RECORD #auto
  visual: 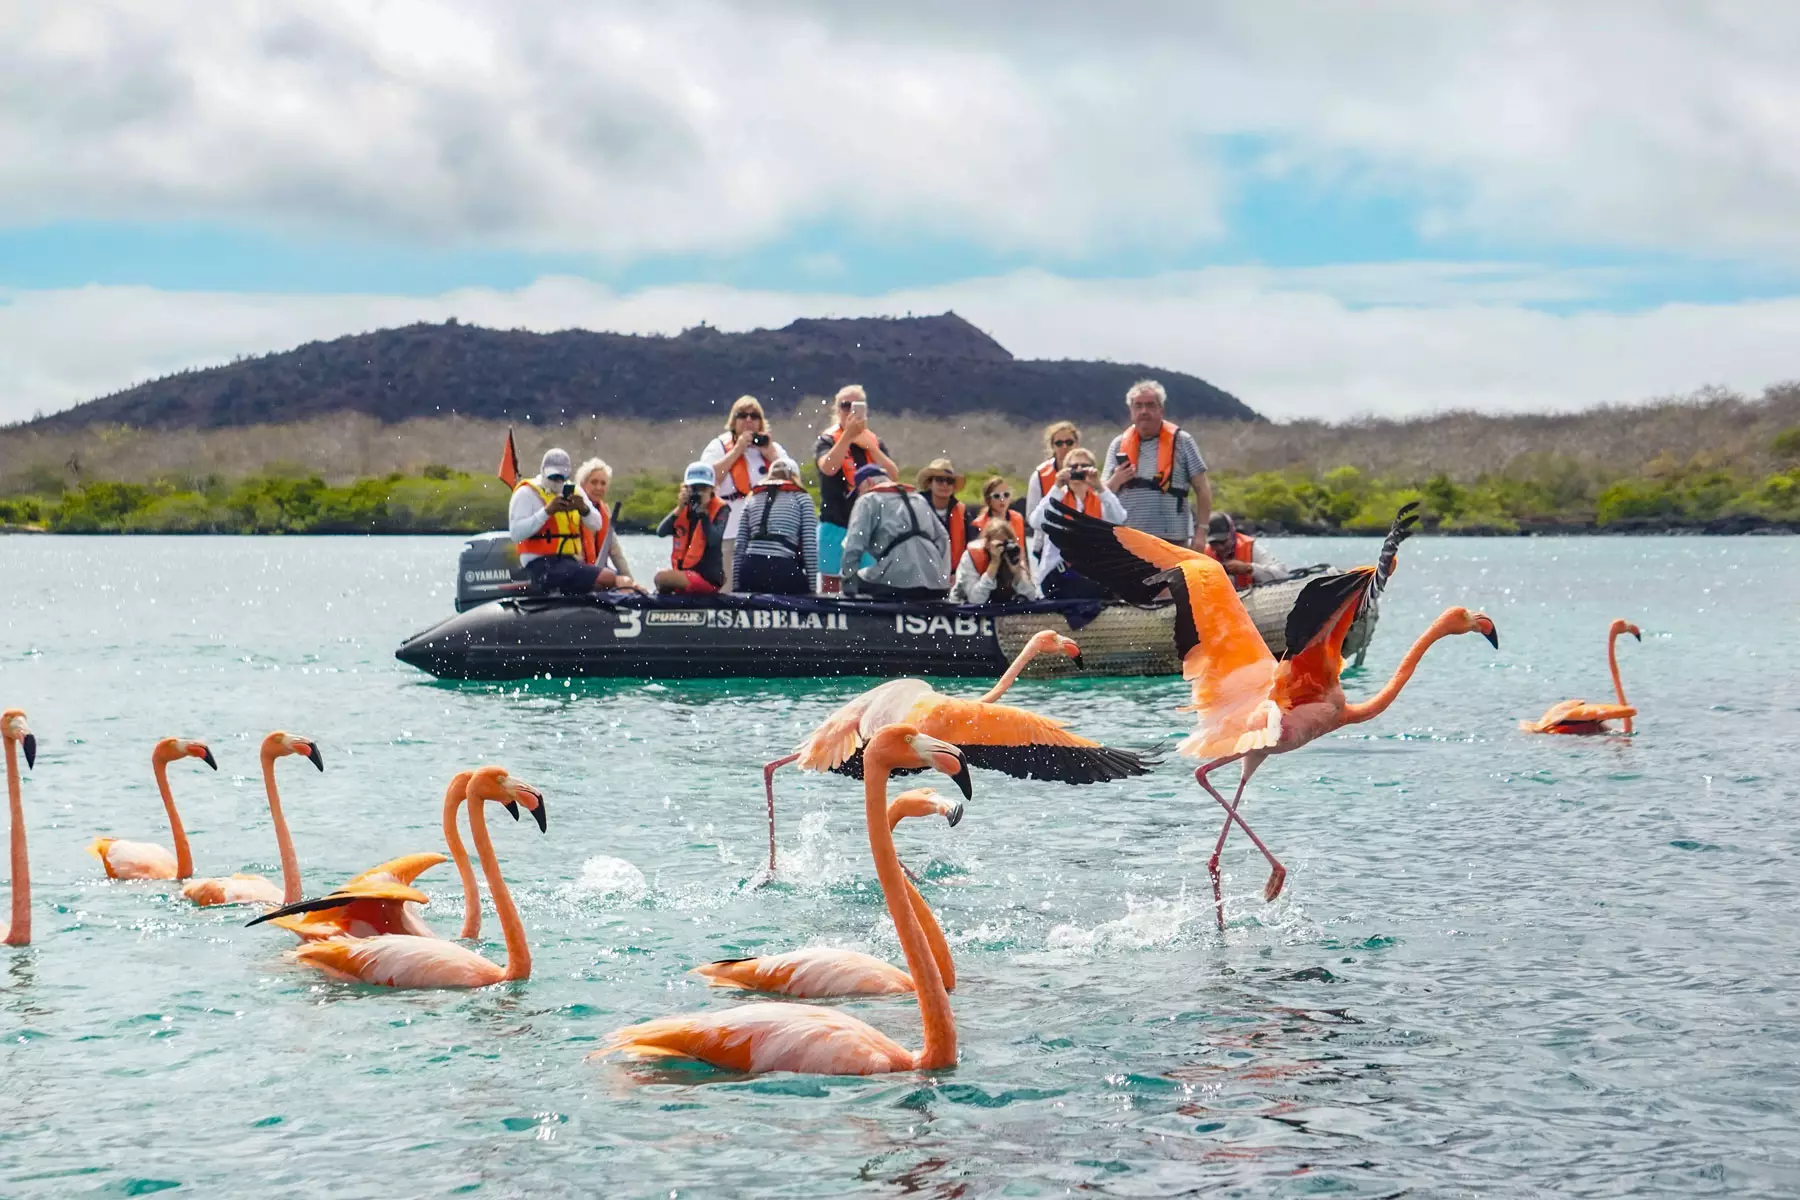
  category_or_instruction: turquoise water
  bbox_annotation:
[2,532,1798,1198]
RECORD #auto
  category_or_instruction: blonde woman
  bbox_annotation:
[1028,446,1127,599]
[1025,421,1080,558]
[700,395,788,589]
[574,458,641,591]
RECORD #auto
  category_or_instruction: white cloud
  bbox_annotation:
[3,268,1795,426]
[4,3,1799,262]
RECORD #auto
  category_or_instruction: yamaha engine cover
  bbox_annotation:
[456,532,532,611]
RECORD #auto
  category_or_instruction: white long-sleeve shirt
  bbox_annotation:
[1028,484,1128,585]
[508,479,603,564]
[701,434,790,539]
[949,547,1043,604]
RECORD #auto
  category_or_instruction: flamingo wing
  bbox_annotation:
[598,1002,914,1075]
[345,852,447,889]
[89,837,178,880]
[794,679,930,771]
[694,948,915,997]
[1039,501,1204,602]
[1522,700,1637,733]
[290,934,502,988]
[181,873,282,907]
[905,695,1155,784]
[1277,503,1420,706]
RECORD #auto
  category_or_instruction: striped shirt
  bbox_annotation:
[1102,427,1208,542]
[733,487,819,581]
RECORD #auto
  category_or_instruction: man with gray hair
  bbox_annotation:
[508,447,612,594]
[1102,379,1213,549]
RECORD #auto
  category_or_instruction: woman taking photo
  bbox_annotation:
[949,517,1041,605]
[1028,446,1126,599]
[700,395,788,590]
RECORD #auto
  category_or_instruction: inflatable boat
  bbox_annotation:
[394,533,1377,681]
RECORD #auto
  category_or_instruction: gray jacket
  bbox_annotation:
[840,486,950,592]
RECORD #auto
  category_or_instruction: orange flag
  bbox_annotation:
[497,428,519,489]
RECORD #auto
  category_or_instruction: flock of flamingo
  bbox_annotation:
[1,503,1643,1078]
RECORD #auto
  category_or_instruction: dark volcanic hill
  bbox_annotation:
[28,313,1258,431]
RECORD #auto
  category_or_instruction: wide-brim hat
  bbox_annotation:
[915,457,965,490]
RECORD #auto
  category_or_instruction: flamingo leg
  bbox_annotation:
[1195,757,1284,926]
[761,754,799,876]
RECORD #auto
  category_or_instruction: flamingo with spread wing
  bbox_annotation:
[1043,500,1498,926]
[1522,619,1640,735]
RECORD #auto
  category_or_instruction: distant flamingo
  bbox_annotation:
[3,709,36,947]
[89,737,217,880]
[694,787,964,998]
[249,770,536,941]
[1044,501,1499,926]
[180,731,321,908]
[1522,619,1640,735]
[599,726,970,1076]
[760,628,1150,873]
[278,766,546,988]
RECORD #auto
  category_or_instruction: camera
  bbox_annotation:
[751,432,770,448]
[1069,466,1091,481]
[561,483,576,499]
[1004,544,1022,563]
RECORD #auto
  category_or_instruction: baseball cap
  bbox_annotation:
[540,448,573,479]
[683,462,717,488]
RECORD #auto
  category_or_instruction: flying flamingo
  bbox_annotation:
[3,709,36,947]
[273,766,546,988]
[1521,619,1640,735]
[759,628,1151,874]
[599,726,970,1076]
[89,737,217,881]
[693,787,963,998]
[1043,501,1498,926]
[249,770,536,941]
[179,731,321,908]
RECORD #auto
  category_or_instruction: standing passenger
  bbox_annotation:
[733,458,819,595]
[1102,380,1212,550]
[1030,447,1128,599]
[813,385,899,594]
[1024,421,1081,528]
[701,395,788,591]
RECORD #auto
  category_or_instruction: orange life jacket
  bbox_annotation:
[975,508,1027,546]
[966,543,1024,598]
[1059,486,1104,519]
[1034,458,1059,501]
[1118,420,1181,492]
[715,433,762,499]
[578,501,612,566]
[820,423,881,490]
[936,499,970,569]
[516,481,583,558]
[671,496,728,570]
[1205,531,1256,591]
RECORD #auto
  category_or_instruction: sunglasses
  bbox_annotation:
[735,412,764,421]
[1052,438,1076,448]
[838,401,854,410]
[988,490,1011,500]
[545,474,567,482]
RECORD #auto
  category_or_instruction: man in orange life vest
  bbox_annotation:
[653,462,732,595]
[1103,379,1212,550]
[1203,511,1289,591]
[508,447,616,594]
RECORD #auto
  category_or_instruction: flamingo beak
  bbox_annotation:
[517,786,548,832]
[303,742,324,771]
[1072,652,1086,669]
[504,801,521,821]
[1630,626,1642,642]
[22,733,36,770]
[200,747,218,770]
[944,800,965,827]
[1481,621,1500,649]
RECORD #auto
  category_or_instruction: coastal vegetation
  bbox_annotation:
[2,384,1796,535]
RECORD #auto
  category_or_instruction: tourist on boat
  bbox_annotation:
[814,385,899,594]
[838,463,951,601]
[973,474,1028,550]
[917,458,977,578]
[653,463,731,595]
[1103,379,1212,549]
[1024,421,1082,528]
[701,395,789,591]
[1204,511,1288,591]
[732,457,819,596]
[507,447,618,594]
[574,457,643,591]
[949,516,1042,604]
[1030,447,1127,599]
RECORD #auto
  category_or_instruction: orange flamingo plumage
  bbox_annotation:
[693,787,963,998]
[1044,500,1498,926]
[179,731,321,908]
[273,766,546,988]
[1521,619,1640,735]
[759,628,1151,874]
[3,709,36,947]
[599,726,970,1076]
[89,737,217,881]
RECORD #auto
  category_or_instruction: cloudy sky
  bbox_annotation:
[3,1,1799,423]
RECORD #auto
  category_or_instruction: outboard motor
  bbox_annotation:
[455,531,534,611]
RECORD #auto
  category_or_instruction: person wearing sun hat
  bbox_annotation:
[653,461,732,594]
[916,457,976,579]
[837,460,950,600]
[507,446,614,594]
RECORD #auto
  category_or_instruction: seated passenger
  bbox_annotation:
[949,517,1042,605]
[732,458,819,596]
[917,458,976,580]
[1028,447,1128,600]
[839,463,950,601]
[1204,512,1288,591]
[973,474,1028,550]
[653,463,731,595]
[574,457,643,592]
[701,395,789,591]
[508,447,615,594]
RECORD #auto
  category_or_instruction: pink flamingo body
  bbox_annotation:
[90,737,217,881]
[3,709,37,946]
[1522,619,1640,735]
[180,731,321,908]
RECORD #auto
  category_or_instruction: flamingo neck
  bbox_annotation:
[903,873,955,991]
[1340,612,1460,726]
[863,759,955,1069]
[978,639,1045,703]
[467,799,529,981]
[1608,628,1633,735]
[4,739,27,946]
[154,760,194,879]
[441,774,480,939]
[261,748,302,906]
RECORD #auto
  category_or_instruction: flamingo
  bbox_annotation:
[1521,619,1640,735]
[89,737,217,881]
[693,787,964,998]
[759,628,1151,874]
[248,770,536,941]
[277,766,546,988]
[599,725,970,1076]
[179,731,321,908]
[3,709,36,947]
[1043,501,1498,926]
